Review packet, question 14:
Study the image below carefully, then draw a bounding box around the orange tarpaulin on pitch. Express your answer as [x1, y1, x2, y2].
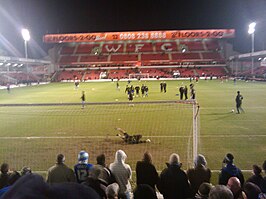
[43, 29, 235, 43]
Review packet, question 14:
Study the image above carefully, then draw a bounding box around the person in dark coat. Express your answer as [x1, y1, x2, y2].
[187, 154, 211, 196]
[157, 153, 192, 199]
[135, 152, 159, 190]
[246, 165, 264, 189]
[219, 153, 244, 187]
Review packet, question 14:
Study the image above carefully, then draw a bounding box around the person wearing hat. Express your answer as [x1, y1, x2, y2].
[218, 153, 244, 186]
[195, 182, 213, 199]
[47, 154, 76, 184]
[235, 91, 244, 114]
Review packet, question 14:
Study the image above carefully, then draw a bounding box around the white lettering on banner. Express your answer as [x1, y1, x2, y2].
[161, 43, 173, 52]
[135, 44, 144, 52]
[105, 45, 122, 53]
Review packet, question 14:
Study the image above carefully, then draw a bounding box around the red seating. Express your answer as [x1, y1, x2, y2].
[172, 53, 201, 60]
[110, 54, 138, 62]
[76, 44, 100, 54]
[201, 52, 222, 60]
[141, 54, 169, 61]
[79, 55, 108, 63]
[180, 41, 204, 51]
[60, 46, 75, 54]
[59, 56, 78, 64]
[204, 40, 220, 51]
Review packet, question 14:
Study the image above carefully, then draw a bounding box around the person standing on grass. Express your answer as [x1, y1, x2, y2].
[81, 91, 86, 109]
[235, 91, 244, 114]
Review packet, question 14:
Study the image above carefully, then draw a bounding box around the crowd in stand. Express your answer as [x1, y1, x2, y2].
[0, 150, 265, 199]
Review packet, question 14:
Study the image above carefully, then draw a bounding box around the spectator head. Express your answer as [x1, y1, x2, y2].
[243, 182, 262, 199]
[57, 154, 65, 164]
[196, 182, 213, 199]
[194, 154, 207, 168]
[252, 164, 262, 176]
[114, 150, 127, 164]
[106, 183, 119, 199]
[209, 185, 233, 199]
[96, 154, 106, 166]
[169, 153, 180, 165]
[142, 151, 152, 164]
[78, 151, 89, 164]
[0, 163, 9, 174]
[223, 153, 234, 164]
[133, 184, 158, 199]
[227, 177, 241, 196]
[21, 166, 32, 176]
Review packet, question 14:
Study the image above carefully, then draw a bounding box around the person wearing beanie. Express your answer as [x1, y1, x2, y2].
[195, 182, 213, 199]
[246, 165, 263, 189]
[109, 150, 132, 199]
[47, 154, 76, 183]
[74, 150, 93, 183]
[187, 154, 211, 196]
[218, 153, 244, 186]
[157, 153, 192, 199]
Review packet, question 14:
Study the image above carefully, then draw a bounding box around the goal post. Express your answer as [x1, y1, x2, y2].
[0, 100, 199, 173]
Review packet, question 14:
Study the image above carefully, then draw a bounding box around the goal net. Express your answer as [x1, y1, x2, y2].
[0, 101, 199, 174]
[128, 73, 149, 79]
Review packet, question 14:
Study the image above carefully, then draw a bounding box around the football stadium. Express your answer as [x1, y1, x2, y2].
[0, 2, 266, 198]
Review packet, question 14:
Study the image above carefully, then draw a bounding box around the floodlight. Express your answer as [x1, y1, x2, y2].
[248, 22, 256, 34]
[21, 29, 30, 41]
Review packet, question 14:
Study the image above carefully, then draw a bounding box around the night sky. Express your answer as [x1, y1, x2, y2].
[0, 0, 266, 59]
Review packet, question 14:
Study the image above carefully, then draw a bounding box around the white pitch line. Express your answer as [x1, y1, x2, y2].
[0, 134, 265, 139]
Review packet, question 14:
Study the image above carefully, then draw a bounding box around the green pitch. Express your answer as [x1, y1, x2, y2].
[0, 79, 265, 183]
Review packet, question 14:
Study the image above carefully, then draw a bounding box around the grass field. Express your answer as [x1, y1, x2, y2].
[0, 79, 265, 184]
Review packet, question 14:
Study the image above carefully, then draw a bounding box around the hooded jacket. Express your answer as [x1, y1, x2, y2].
[109, 150, 132, 195]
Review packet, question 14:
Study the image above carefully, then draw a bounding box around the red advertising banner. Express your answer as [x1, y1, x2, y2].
[43, 29, 235, 43]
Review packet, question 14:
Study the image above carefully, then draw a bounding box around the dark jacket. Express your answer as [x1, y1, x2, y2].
[219, 163, 244, 186]
[136, 161, 159, 189]
[157, 163, 192, 199]
[187, 165, 211, 196]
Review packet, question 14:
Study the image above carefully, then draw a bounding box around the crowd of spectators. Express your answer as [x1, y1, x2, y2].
[0, 151, 265, 199]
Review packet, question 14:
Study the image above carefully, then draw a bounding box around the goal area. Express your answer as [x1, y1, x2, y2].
[0, 100, 199, 173]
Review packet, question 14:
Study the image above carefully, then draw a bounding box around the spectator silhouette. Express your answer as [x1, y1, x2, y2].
[243, 182, 262, 199]
[133, 184, 158, 199]
[209, 185, 234, 199]
[47, 154, 76, 183]
[187, 154, 211, 196]
[226, 177, 247, 199]
[157, 153, 192, 199]
[219, 153, 244, 186]
[109, 150, 132, 199]
[136, 151, 158, 190]
[246, 164, 263, 190]
[195, 182, 213, 199]
[94, 153, 116, 186]
[0, 163, 11, 189]
[106, 183, 119, 199]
